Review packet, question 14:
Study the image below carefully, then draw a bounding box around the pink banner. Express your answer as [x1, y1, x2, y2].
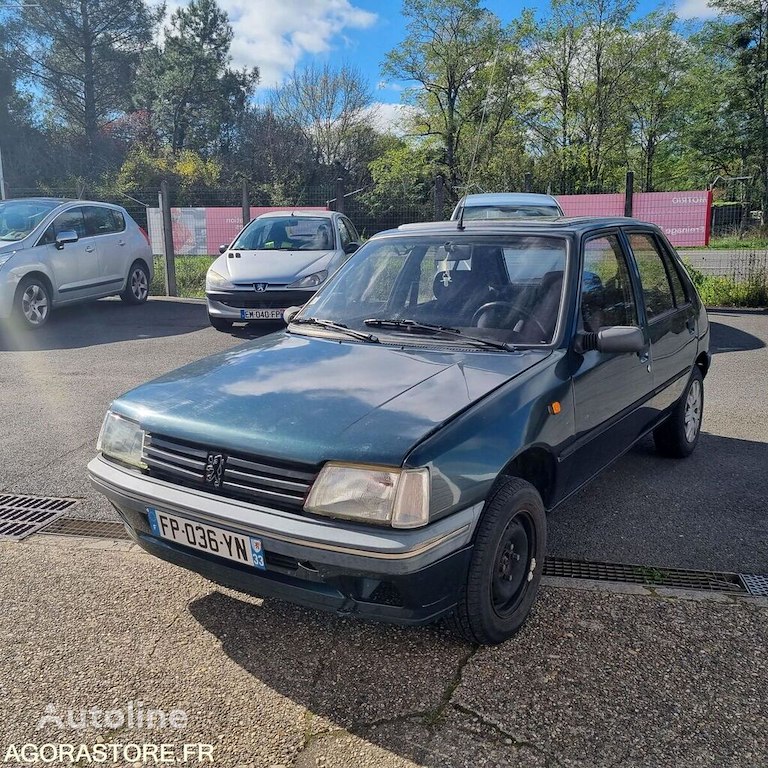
[555, 191, 711, 246]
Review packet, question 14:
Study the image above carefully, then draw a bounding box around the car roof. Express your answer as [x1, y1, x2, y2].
[375, 217, 660, 238]
[256, 209, 336, 219]
[3, 197, 70, 205]
[460, 193, 560, 207]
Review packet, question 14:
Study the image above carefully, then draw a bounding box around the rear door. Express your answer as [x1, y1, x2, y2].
[624, 229, 697, 415]
[84, 205, 128, 290]
[37, 207, 99, 299]
[563, 232, 654, 491]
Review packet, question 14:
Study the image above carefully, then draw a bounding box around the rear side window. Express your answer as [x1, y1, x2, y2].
[84, 206, 125, 236]
[581, 235, 638, 330]
[628, 233, 682, 320]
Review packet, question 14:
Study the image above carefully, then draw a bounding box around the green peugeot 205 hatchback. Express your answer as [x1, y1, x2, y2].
[89, 218, 709, 644]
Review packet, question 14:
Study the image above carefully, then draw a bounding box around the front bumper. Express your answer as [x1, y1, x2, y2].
[206, 289, 316, 322]
[88, 456, 480, 625]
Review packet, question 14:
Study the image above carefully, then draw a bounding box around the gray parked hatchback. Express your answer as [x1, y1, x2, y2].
[0, 198, 153, 329]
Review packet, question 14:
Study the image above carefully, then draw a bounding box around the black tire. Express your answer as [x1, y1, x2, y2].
[14, 275, 52, 330]
[209, 316, 234, 332]
[449, 477, 547, 645]
[120, 260, 150, 305]
[653, 366, 704, 458]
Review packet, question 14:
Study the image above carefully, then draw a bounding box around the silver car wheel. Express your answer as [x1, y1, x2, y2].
[131, 268, 148, 301]
[21, 284, 50, 326]
[684, 379, 702, 443]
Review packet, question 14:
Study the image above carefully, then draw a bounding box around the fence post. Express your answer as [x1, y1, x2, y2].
[241, 178, 250, 227]
[524, 172, 533, 193]
[434, 175, 444, 220]
[334, 177, 345, 214]
[159, 180, 177, 297]
[624, 171, 634, 217]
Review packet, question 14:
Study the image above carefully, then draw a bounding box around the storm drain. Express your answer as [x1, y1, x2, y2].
[543, 557, 748, 594]
[0, 494, 80, 541]
[37, 517, 131, 541]
[740, 574, 768, 597]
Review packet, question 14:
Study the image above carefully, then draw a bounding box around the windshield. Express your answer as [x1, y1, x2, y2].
[462, 205, 561, 220]
[299, 234, 568, 346]
[232, 216, 335, 251]
[0, 200, 59, 241]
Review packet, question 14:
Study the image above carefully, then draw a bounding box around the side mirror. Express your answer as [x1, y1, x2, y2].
[344, 242, 360, 255]
[577, 326, 645, 354]
[55, 230, 79, 250]
[283, 306, 302, 324]
[219, 244, 228, 254]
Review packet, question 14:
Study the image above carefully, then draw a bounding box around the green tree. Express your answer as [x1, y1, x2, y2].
[136, 0, 258, 154]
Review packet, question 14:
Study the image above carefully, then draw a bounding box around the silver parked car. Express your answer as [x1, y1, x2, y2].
[451, 193, 564, 221]
[0, 198, 153, 329]
[206, 210, 360, 331]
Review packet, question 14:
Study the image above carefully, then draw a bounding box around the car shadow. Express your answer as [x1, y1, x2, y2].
[547, 432, 768, 574]
[709, 319, 766, 355]
[0, 298, 211, 351]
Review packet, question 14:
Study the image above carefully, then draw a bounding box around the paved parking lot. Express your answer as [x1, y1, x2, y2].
[1, 298, 766, 573]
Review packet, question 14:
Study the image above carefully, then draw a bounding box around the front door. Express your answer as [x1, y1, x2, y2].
[562, 232, 653, 493]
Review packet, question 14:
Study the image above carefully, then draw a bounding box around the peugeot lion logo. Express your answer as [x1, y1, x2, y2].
[204, 453, 226, 489]
[255, 283, 268, 292]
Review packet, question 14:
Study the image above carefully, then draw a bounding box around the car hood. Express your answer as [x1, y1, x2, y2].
[111, 332, 550, 467]
[215, 250, 336, 284]
[0, 239, 26, 254]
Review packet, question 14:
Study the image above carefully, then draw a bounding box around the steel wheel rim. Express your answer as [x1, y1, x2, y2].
[21, 284, 49, 325]
[131, 268, 148, 300]
[684, 379, 702, 443]
[491, 511, 536, 618]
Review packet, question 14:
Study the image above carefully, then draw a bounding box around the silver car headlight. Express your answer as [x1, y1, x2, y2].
[304, 463, 430, 528]
[288, 270, 328, 289]
[206, 268, 235, 291]
[97, 411, 146, 469]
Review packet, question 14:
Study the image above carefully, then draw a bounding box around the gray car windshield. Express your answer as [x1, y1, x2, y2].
[232, 216, 335, 251]
[463, 205, 561, 220]
[0, 200, 59, 241]
[299, 235, 567, 346]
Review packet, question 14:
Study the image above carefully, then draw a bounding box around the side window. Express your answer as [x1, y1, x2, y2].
[337, 218, 351, 248]
[628, 233, 677, 320]
[581, 235, 638, 333]
[110, 210, 126, 233]
[39, 208, 86, 245]
[342, 217, 359, 243]
[84, 206, 115, 236]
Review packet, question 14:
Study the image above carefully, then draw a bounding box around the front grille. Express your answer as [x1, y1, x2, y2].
[142, 433, 316, 513]
[211, 290, 314, 309]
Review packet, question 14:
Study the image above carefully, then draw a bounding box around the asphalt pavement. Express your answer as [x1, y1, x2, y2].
[1, 297, 765, 574]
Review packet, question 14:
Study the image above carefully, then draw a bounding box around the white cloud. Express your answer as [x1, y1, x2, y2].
[676, 0, 719, 19]
[163, 0, 377, 87]
[366, 102, 417, 136]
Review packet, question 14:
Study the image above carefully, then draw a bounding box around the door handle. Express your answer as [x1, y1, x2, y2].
[118, 239, 125, 246]
[85, 245, 95, 253]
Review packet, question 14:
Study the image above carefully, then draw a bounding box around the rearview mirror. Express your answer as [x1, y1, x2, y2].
[577, 326, 645, 354]
[283, 306, 302, 324]
[219, 244, 228, 254]
[55, 230, 79, 250]
[344, 242, 360, 255]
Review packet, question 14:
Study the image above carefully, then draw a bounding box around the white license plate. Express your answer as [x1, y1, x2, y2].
[147, 507, 265, 570]
[240, 308, 285, 320]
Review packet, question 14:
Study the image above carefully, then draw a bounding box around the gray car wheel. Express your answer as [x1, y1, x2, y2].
[14, 276, 52, 330]
[120, 261, 150, 305]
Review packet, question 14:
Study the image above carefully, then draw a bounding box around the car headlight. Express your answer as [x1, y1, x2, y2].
[97, 411, 146, 469]
[288, 270, 328, 289]
[206, 268, 234, 291]
[304, 463, 430, 528]
[0, 251, 17, 269]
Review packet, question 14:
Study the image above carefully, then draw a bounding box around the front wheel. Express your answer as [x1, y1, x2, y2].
[120, 261, 150, 305]
[449, 477, 546, 645]
[653, 367, 704, 458]
[14, 276, 52, 330]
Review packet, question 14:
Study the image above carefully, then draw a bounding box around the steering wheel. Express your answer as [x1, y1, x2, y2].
[471, 301, 549, 339]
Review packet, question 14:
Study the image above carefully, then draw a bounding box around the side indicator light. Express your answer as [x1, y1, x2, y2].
[548, 401, 561, 415]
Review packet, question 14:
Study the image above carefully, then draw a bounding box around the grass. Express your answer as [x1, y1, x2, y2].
[150, 255, 213, 299]
[702, 233, 768, 250]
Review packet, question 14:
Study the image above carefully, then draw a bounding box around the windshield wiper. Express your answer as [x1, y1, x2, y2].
[290, 316, 379, 343]
[363, 318, 515, 351]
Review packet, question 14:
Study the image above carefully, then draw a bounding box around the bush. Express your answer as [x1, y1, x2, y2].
[683, 261, 768, 307]
[151, 255, 213, 299]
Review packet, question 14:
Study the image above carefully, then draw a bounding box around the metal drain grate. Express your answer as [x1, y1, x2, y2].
[740, 574, 768, 597]
[0, 494, 80, 541]
[543, 557, 747, 593]
[37, 517, 131, 540]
